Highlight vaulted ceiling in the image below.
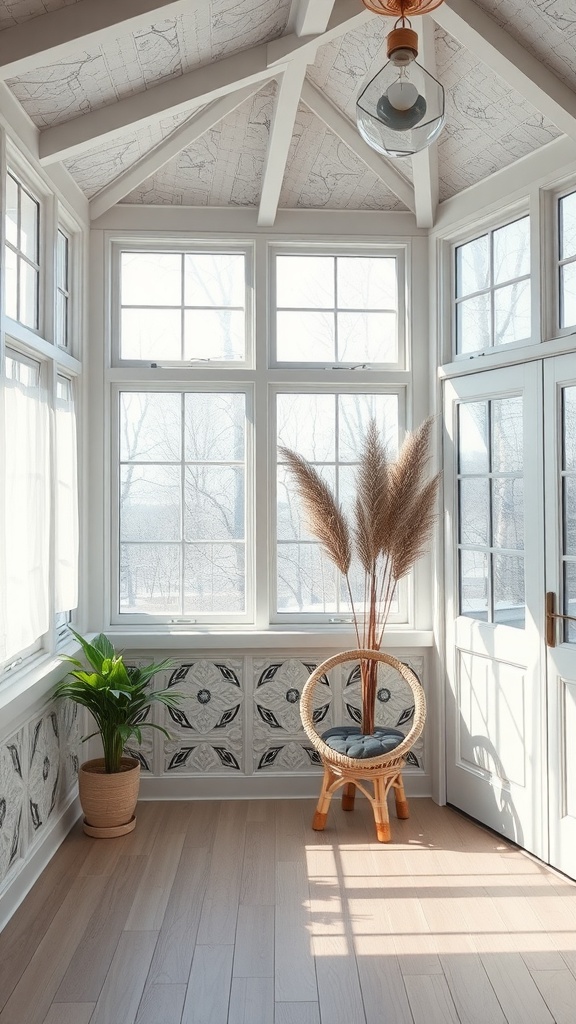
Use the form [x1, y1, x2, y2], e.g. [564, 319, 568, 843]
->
[1, 0, 575, 226]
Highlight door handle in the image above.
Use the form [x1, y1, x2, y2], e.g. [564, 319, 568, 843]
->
[546, 591, 576, 647]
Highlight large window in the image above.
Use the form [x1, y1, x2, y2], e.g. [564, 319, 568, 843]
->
[5, 172, 40, 330]
[118, 250, 248, 363]
[112, 243, 410, 627]
[558, 191, 576, 331]
[454, 216, 531, 355]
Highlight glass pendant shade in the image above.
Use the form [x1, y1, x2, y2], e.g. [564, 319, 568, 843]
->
[357, 58, 445, 158]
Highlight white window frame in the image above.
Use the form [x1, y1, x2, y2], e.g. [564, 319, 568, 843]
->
[110, 381, 255, 627]
[55, 227, 71, 350]
[5, 170, 41, 333]
[268, 243, 408, 371]
[110, 240, 255, 369]
[550, 183, 576, 342]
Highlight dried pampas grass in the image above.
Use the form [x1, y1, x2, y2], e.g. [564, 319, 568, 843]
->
[280, 417, 440, 733]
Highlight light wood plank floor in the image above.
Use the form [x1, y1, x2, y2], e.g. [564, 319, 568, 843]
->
[1, 798, 576, 1024]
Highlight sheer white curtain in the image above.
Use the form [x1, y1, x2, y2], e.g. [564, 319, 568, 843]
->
[0, 353, 49, 665]
[55, 375, 78, 614]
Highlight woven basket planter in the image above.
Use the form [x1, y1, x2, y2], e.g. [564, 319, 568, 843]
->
[79, 756, 140, 837]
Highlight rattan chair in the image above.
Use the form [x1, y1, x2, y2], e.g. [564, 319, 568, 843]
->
[300, 648, 426, 842]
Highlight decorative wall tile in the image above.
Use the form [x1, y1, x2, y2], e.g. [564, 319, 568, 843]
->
[124, 83, 275, 207]
[56, 700, 81, 795]
[7, 0, 290, 129]
[341, 655, 426, 769]
[162, 658, 244, 773]
[28, 712, 60, 835]
[252, 657, 332, 773]
[0, 730, 25, 885]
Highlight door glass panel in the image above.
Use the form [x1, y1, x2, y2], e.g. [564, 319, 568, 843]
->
[563, 562, 576, 643]
[458, 395, 525, 627]
[562, 386, 576, 641]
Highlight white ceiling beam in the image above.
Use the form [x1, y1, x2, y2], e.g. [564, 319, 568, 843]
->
[258, 63, 308, 227]
[39, 4, 371, 168]
[39, 44, 275, 165]
[301, 80, 415, 213]
[0, 0, 194, 80]
[90, 84, 263, 219]
[434, 0, 576, 142]
[287, 0, 339, 36]
[268, 0, 372, 65]
[411, 17, 439, 228]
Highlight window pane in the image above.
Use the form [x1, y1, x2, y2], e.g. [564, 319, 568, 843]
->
[120, 466, 181, 541]
[57, 230, 68, 290]
[20, 188, 38, 263]
[560, 262, 576, 329]
[5, 174, 18, 247]
[277, 310, 334, 362]
[564, 387, 576, 471]
[337, 256, 396, 308]
[458, 402, 489, 474]
[493, 477, 524, 551]
[184, 544, 245, 613]
[184, 309, 244, 361]
[493, 553, 525, 628]
[459, 549, 488, 620]
[277, 543, 337, 613]
[185, 393, 245, 461]
[4, 245, 17, 320]
[560, 193, 576, 262]
[277, 393, 335, 461]
[493, 217, 530, 284]
[276, 255, 334, 308]
[184, 466, 244, 541]
[459, 478, 489, 546]
[184, 253, 244, 307]
[56, 291, 68, 347]
[456, 235, 489, 298]
[494, 280, 531, 346]
[564, 476, 576, 556]
[120, 543, 181, 613]
[121, 252, 181, 306]
[564, 561, 576, 642]
[19, 259, 38, 329]
[339, 394, 398, 461]
[456, 293, 491, 354]
[337, 311, 396, 362]
[491, 397, 523, 473]
[120, 392, 182, 462]
[121, 308, 181, 361]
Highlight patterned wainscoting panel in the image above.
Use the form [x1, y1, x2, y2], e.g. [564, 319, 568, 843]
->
[162, 659, 245, 774]
[341, 655, 426, 770]
[28, 711, 61, 839]
[253, 657, 334, 773]
[0, 730, 25, 886]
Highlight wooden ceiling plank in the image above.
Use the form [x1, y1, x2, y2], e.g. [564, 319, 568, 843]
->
[434, 0, 576, 142]
[301, 80, 416, 213]
[0, 0, 194, 80]
[89, 84, 264, 220]
[411, 17, 439, 229]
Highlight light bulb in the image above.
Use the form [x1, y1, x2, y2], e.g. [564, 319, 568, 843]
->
[386, 80, 419, 111]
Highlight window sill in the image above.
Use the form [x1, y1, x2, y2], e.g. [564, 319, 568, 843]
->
[106, 628, 434, 651]
[0, 639, 81, 728]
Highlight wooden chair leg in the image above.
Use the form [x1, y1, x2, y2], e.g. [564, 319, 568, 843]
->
[394, 774, 410, 820]
[313, 768, 335, 831]
[372, 777, 391, 843]
[341, 781, 356, 811]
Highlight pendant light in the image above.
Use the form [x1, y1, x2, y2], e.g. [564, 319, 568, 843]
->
[356, 0, 446, 159]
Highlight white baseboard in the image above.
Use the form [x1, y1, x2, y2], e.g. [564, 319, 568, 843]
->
[0, 794, 81, 933]
[138, 772, 432, 801]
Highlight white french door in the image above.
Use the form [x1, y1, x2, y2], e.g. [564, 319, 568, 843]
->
[444, 363, 547, 860]
[544, 354, 576, 879]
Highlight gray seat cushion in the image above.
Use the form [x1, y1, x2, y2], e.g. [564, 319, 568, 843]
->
[321, 725, 405, 759]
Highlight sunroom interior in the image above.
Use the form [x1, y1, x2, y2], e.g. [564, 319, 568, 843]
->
[2, 0, 576, 1021]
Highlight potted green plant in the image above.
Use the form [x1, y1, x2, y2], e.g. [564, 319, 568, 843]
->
[54, 630, 181, 837]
